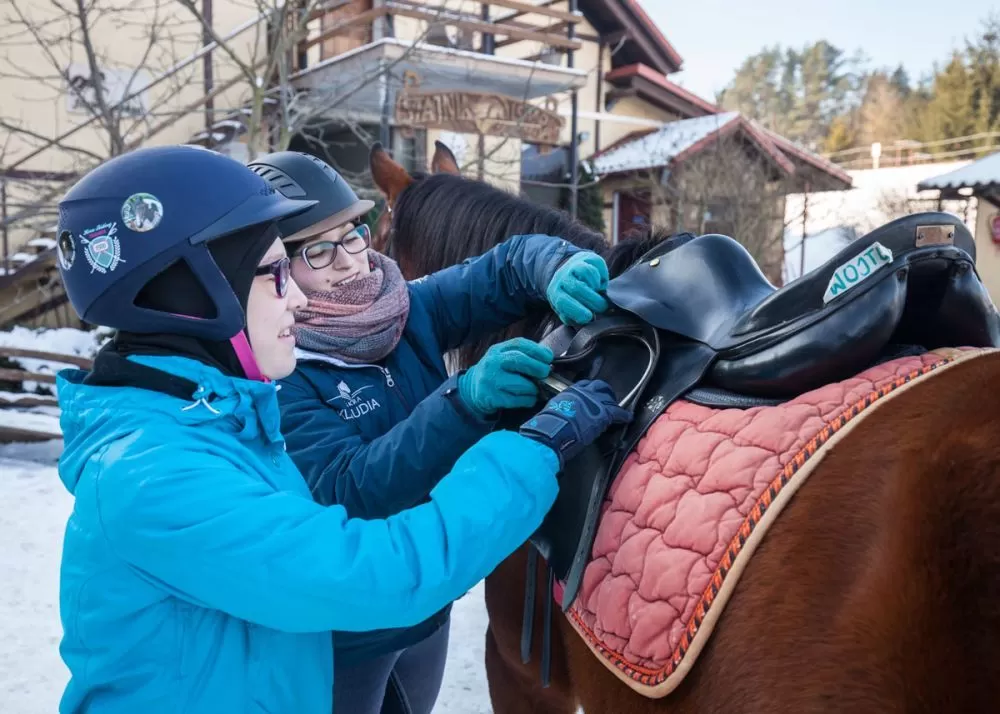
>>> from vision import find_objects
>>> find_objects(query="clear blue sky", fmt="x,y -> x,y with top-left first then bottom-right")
638,0 -> 998,101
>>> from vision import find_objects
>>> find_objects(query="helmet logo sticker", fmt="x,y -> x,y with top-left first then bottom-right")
121,192 -> 163,232
57,230 -> 76,270
80,222 -> 125,274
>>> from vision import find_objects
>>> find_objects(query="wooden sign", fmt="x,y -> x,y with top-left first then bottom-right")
395,89 -> 563,145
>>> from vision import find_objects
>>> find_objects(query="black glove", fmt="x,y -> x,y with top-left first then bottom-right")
518,379 -> 633,469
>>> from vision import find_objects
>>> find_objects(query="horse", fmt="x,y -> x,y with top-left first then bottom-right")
368,140 -> 1000,713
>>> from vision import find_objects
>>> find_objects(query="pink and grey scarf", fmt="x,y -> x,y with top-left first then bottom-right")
293,251 -> 410,364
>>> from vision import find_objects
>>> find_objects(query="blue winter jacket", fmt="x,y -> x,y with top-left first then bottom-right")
278,233 -> 581,662
55,353 -> 560,714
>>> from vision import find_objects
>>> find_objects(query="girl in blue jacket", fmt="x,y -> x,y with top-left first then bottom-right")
248,151 -> 613,714
52,145 -> 630,714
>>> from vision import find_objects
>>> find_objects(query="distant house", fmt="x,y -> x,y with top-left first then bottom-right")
274,0 -> 852,283
0,0 -> 852,328
919,152 -> 1000,301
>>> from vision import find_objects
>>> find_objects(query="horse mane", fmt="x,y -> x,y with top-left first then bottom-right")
388,169 -> 690,368
393,173 -> 607,276
391,172 -> 607,367
604,229 -> 696,279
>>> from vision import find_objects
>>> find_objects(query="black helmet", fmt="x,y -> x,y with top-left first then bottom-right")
247,151 -> 374,246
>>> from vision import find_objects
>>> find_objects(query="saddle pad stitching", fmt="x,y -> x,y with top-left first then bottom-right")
566,352 -> 959,686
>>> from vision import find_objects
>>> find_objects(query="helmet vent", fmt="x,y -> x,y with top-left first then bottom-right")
248,165 -> 306,199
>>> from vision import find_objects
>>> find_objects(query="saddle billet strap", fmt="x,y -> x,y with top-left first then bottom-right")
519,548 -> 556,688
520,548 -> 538,665
541,326 -> 660,410
558,313 -> 651,359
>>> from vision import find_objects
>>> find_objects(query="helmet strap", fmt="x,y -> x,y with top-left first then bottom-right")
229,331 -> 269,383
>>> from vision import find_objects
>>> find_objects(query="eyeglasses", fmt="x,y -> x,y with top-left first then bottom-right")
299,224 -> 371,270
255,256 -> 291,298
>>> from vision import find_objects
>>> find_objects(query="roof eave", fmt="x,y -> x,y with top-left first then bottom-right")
606,64 -> 720,120
917,180 -> 1000,193
761,129 -> 852,190
591,0 -> 681,74
621,0 -> 683,72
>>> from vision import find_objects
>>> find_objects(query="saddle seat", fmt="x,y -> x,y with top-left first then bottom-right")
517,211 -> 1000,686
605,211 -> 1000,398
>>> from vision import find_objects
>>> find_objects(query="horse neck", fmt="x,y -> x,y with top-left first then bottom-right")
395,180 -> 605,277
391,178 -> 606,367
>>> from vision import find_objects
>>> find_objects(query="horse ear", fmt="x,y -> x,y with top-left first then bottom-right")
369,142 -> 413,203
430,140 -> 461,175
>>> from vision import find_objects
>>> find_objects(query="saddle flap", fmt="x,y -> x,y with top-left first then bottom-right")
605,233 -> 776,349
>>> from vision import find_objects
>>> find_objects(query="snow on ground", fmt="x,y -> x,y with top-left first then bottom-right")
0,442 -> 495,713
0,447 -> 68,714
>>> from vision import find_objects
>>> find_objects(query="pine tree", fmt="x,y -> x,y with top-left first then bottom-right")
967,15 -> 1000,142
890,65 -> 912,99
919,54 -> 976,145
719,41 -> 862,150
824,115 -> 855,153
857,71 -> 907,145
718,47 -> 795,138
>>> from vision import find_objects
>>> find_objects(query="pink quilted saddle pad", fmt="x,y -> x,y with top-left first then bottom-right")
562,347 -> 990,698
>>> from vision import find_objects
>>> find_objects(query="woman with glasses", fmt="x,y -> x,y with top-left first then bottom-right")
247,151 -> 614,714
54,146 -> 631,714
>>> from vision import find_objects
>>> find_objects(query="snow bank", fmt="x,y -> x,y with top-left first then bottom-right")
0,411 -> 61,437
0,462 -> 70,713
0,326 -> 104,395
0,326 -> 102,362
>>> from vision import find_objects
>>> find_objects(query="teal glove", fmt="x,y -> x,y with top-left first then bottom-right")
457,338 -> 554,416
546,252 -> 610,326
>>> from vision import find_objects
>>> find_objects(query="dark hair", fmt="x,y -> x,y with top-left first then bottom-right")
389,171 -> 685,366
390,173 -> 606,366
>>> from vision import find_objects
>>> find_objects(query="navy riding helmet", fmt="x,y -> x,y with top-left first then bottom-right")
57,146 -> 315,345
246,151 -> 373,246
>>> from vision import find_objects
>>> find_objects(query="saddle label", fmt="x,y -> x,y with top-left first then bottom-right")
823,241 -> 894,304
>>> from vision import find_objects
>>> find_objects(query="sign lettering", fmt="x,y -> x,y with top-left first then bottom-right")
395,90 -> 563,145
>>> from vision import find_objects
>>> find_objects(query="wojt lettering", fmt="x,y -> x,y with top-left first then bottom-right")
823,242 -> 894,304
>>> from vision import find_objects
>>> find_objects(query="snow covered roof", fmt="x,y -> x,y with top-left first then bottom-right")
592,113 -> 740,175
591,112 -> 801,178
590,112 -> 852,191
917,150 -> 1000,194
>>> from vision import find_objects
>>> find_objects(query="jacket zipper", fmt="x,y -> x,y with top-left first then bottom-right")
379,366 -> 412,412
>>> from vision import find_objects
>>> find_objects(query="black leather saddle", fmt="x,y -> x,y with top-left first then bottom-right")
517,211 -> 1000,684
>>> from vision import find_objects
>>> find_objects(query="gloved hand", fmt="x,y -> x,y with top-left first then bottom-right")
518,379 -> 633,468
457,338 -> 554,416
546,252 -> 610,327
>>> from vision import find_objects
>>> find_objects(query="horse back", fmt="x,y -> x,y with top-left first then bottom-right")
562,348 -> 1000,713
